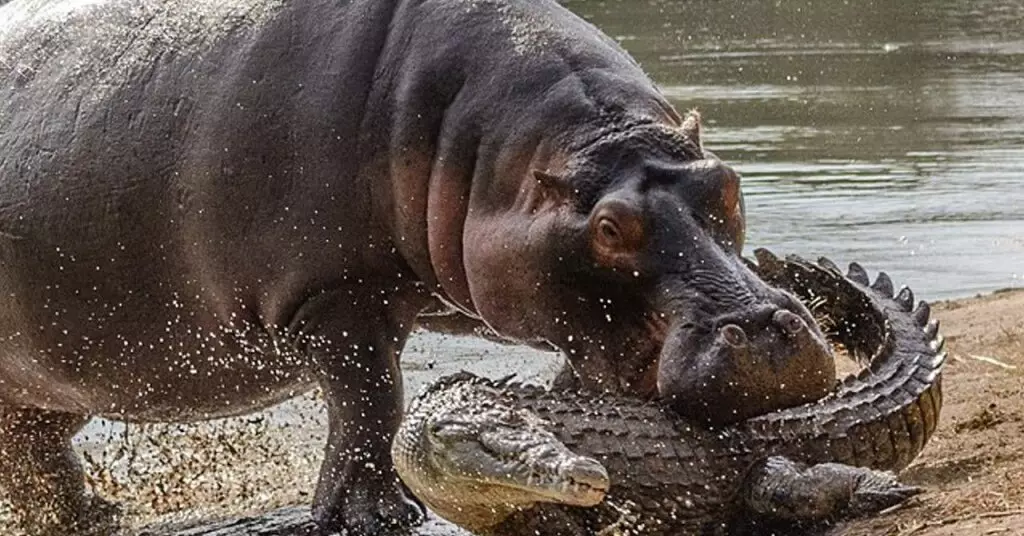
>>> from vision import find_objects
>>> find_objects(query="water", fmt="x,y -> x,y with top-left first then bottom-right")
568,0 -> 1024,300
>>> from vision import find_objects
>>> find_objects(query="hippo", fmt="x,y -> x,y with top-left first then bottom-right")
0,0 -> 835,534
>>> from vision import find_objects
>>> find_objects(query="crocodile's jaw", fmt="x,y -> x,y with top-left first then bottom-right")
393,379 -> 609,531
402,452 -> 607,532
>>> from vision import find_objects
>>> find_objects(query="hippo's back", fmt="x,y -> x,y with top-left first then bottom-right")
0,0 -> 290,246
0,0 -> 287,110
0,0 -> 394,417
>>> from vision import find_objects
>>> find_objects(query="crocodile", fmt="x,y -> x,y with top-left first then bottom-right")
392,251 -> 946,535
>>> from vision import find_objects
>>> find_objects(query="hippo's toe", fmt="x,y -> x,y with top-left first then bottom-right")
74,495 -> 124,536
314,484 -> 424,535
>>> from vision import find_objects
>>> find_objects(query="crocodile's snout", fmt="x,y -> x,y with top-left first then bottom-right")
514,438 -> 609,507
557,456 -> 609,506
394,378 -> 611,532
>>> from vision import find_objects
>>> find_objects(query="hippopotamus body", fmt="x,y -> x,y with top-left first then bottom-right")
0,0 -> 834,533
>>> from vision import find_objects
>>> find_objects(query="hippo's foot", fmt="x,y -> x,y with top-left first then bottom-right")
0,406 -> 110,536
73,495 -> 125,536
310,385 -> 427,535
312,484 -> 424,535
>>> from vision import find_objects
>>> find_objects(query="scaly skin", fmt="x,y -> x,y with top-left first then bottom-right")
393,252 -> 945,535
393,374 -> 611,534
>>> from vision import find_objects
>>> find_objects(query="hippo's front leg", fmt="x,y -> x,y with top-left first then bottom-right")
300,286 -> 428,534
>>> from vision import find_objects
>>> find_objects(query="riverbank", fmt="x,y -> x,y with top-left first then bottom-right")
127,287 -> 1024,535
4,289 -> 1020,535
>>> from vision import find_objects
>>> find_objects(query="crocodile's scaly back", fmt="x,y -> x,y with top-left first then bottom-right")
743,249 -> 944,472
396,253 -> 946,535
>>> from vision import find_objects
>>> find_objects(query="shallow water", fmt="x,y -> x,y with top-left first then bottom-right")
569,0 -> 1024,300
60,0 -> 1024,533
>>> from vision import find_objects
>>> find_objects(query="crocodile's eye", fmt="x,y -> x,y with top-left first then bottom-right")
498,409 -> 525,426
429,418 -> 474,441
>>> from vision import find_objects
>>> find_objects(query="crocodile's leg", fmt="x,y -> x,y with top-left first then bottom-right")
550,362 -> 582,390
740,456 -> 919,527
495,504 -> 594,536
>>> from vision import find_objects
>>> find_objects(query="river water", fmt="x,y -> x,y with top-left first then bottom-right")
569,0 -> 1024,300
53,0 -> 1024,533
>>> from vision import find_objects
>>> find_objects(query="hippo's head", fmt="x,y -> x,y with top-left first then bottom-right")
459,112 -> 834,423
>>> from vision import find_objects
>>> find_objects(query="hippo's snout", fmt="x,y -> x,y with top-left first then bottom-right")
658,300 -> 836,425
718,310 -> 808,350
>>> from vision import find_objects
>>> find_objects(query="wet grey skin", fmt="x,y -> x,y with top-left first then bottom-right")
393,252 -> 946,535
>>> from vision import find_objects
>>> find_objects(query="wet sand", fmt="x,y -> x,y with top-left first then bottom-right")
1,290 -> 1020,535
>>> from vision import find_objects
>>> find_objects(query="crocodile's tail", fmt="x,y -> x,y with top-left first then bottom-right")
743,250 -> 946,472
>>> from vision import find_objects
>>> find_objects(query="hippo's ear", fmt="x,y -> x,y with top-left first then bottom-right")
533,169 -> 572,201
680,109 -> 704,156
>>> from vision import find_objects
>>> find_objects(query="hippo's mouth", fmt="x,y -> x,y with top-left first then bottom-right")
655,297 -> 837,424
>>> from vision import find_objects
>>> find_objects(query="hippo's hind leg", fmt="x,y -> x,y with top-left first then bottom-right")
301,286 -> 430,534
0,407 -> 119,535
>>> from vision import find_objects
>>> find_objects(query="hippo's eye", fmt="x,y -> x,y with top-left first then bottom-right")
590,201 -> 644,271
598,218 -> 621,243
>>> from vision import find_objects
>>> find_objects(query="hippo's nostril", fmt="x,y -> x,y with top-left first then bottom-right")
720,324 -> 747,347
773,310 -> 805,335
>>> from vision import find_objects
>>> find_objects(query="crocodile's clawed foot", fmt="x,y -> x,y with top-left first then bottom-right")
846,471 -> 922,516
742,456 -> 920,523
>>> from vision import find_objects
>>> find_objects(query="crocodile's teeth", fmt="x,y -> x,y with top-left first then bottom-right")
847,262 -> 870,285
924,319 -> 940,339
929,334 -> 945,353
817,256 -> 841,274
871,271 -> 894,297
913,301 -> 931,327
895,286 -> 915,311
